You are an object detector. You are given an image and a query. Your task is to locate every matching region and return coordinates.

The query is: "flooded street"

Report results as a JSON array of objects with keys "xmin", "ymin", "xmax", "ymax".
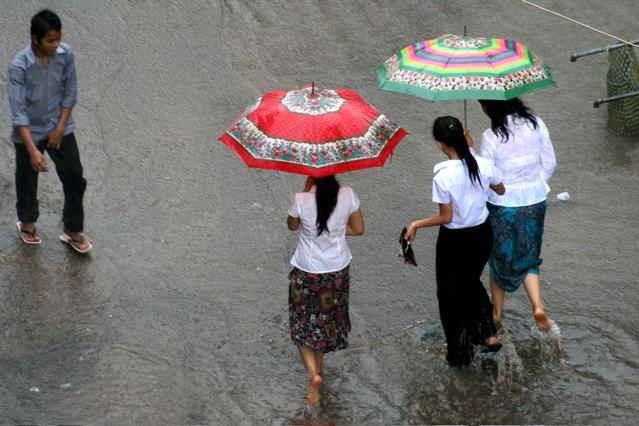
[{"xmin": 1, "ymin": 0, "xmax": 638, "ymax": 424}]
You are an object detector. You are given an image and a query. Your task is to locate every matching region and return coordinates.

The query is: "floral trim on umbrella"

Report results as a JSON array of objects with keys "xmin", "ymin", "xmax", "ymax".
[
  {"xmin": 382, "ymin": 53, "xmax": 551, "ymax": 94},
  {"xmin": 281, "ymin": 87, "xmax": 345, "ymax": 115},
  {"xmin": 226, "ymin": 114, "xmax": 400, "ymax": 168}
]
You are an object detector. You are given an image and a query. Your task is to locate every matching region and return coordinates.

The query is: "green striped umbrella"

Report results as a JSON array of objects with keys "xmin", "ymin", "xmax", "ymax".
[{"xmin": 377, "ymin": 34, "xmax": 555, "ymax": 101}]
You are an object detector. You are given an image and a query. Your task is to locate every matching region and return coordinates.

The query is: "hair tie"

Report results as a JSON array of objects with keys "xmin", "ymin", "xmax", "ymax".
[{"xmin": 449, "ymin": 124, "xmax": 455, "ymax": 129}]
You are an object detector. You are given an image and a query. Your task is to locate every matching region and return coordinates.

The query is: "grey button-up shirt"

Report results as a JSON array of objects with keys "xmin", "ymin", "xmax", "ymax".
[{"xmin": 7, "ymin": 42, "xmax": 77, "ymax": 144}]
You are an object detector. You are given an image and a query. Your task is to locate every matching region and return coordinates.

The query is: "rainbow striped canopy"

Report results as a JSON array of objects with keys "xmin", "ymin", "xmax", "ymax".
[{"xmin": 377, "ymin": 34, "xmax": 555, "ymax": 100}]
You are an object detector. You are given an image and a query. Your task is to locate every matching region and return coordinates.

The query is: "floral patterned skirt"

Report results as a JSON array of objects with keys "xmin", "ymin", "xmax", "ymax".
[
  {"xmin": 487, "ymin": 201, "xmax": 547, "ymax": 292},
  {"xmin": 288, "ymin": 266, "xmax": 351, "ymax": 353}
]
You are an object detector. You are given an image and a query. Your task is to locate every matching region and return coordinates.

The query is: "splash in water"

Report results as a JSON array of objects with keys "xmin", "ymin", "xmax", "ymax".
[
  {"xmin": 531, "ymin": 319, "xmax": 563, "ymax": 360},
  {"xmin": 304, "ymin": 400, "xmax": 321, "ymax": 416},
  {"xmin": 470, "ymin": 326, "xmax": 526, "ymax": 390},
  {"xmin": 493, "ymin": 337, "xmax": 525, "ymax": 389}
]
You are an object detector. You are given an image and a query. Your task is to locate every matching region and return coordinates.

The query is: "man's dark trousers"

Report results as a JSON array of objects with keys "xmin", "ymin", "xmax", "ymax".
[{"xmin": 15, "ymin": 132, "xmax": 87, "ymax": 233}]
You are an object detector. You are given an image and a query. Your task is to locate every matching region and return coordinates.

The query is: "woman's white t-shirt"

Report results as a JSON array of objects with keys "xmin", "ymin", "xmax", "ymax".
[
  {"xmin": 480, "ymin": 115, "xmax": 556, "ymax": 207},
  {"xmin": 288, "ymin": 186, "xmax": 360, "ymax": 273},
  {"xmin": 432, "ymin": 155, "xmax": 502, "ymax": 229}
]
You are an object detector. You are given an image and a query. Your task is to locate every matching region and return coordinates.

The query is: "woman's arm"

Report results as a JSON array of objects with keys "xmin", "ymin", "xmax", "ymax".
[
  {"xmin": 490, "ymin": 182, "xmax": 506, "ymax": 195},
  {"xmin": 287, "ymin": 215, "xmax": 300, "ymax": 231},
  {"xmin": 303, "ymin": 176, "xmax": 314, "ymax": 192},
  {"xmin": 346, "ymin": 209, "xmax": 364, "ymax": 236},
  {"xmin": 288, "ymin": 180, "xmax": 308, "ymax": 231},
  {"xmin": 404, "ymin": 203, "xmax": 452, "ymax": 241}
]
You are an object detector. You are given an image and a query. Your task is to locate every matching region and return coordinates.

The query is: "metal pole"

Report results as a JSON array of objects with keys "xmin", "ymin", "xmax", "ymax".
[
  {"xmin": 571, "ymin": 38, "xmax": 639, "ymax": 62},
  {"xmin": 594, "ymin": 91, "xmax": 639, "ymax": 108}
]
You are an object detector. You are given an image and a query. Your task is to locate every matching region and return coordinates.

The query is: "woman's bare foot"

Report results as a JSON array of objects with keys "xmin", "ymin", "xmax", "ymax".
[
  {"xmin": 483, "ymin": 336, "xmax": 503, "ymax": 352},
  {"xmin": 534, "ymin": 309, "xmax": 551, "ymax": 331},
  {"xmin": 306, "ymin": 374, "xmax": 322, "ymax": 406},
  {"xmin": 485, "ymin": 336, "xmax": 498, "ymax": 346}
]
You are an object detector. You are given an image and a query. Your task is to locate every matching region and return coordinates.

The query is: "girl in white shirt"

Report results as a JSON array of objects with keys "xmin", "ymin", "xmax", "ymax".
[
  {"xmin": 287, "ymin": 175, "xmax": 364, "ymax": 406},
  {"xmin": 405, "ymin": 116, "xmax": 505, "ymax": 367},
  {"xmin": 479, "ymin": 98, "xmax": 556, "ymax": 332}
]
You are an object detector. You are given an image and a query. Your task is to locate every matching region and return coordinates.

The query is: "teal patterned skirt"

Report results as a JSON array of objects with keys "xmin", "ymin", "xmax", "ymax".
[{"xmin": 487, "ymin": 201, "xmax": 547, "ymax": 292}]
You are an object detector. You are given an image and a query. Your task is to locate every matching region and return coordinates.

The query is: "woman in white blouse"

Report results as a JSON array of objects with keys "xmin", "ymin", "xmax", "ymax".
[
  {"xmin": 287, "ymin": 175, "xmax": 364, "ymax": 406},
  {"xmin": 479, "ymin": 98, "xmax": 557, "ymax": 332},
  {"xmin": 405, "ymin": 116, "xmax": 505, "ymax": 367}
]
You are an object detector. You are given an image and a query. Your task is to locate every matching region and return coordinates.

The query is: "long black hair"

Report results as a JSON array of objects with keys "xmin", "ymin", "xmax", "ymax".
[
  {"xmin": 315, "ymin": 175, "xmax": 340, "ymax": 236},
  {"xmin": 432, "ymin": 116, "xmax": 482, "ymax": 188},
  {"xmin": 478, "ymin": 98, "xmax": 538, "ymax": 142}
]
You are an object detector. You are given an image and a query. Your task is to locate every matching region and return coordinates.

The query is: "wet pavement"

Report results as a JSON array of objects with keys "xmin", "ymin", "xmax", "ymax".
[{"xmin": 1, "ymin": 0, "xmax": 638, "ymax": 424}]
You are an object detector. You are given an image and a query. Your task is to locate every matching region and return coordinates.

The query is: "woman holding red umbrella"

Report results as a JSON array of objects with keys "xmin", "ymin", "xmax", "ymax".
[
  {"xmin": 287, "ymin": 175, "xmax": 364, "ymax": 406},
  {"xmin": 220, "ymin": 84, "xmax": 403, "ymax": 404}
]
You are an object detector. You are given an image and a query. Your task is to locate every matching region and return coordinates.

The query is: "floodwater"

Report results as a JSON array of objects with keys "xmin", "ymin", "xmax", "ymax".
[{"xmin": 1, "ymin": 0, "xmax": 638, "ymax": 424}]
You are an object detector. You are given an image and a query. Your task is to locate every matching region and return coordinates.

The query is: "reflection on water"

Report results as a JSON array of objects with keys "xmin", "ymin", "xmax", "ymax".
[
  {"xmin": 279, "ymin": 317, "xmax": 588, "ymax": 425},
  {"xmin": 298, "ymin": 402, "xmax": 325, "ymax": 424},
  {"xmin": 2, "ymin": 227, "xmax": 638, "ymax": 424},
  {"xmin": 416, "ymin": 319, "xmax": 562, "ymax": 392},
  {"xmin": 0, "ymin": 244, "xmax": 104, "ymax": 423},
  {"xmin": 2, "ymin": 0, "xmax": 639, "ymax": 423},
  {"xmin": 271, "ymin": 307, "xmax": 635, "ymax": 424}
]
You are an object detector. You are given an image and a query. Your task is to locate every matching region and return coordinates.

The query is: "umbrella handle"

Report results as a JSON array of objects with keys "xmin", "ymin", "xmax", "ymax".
[
  {"xmin": 463, "ymin": 25, "xmax": 468, "ymax": 127},
  {"xmin": 464, "ymin": 100, "xmax": 467, "ymax": 128},
  {"xmin": 463, "ymin": 26, "xmax": 467, "ymax": 127}
]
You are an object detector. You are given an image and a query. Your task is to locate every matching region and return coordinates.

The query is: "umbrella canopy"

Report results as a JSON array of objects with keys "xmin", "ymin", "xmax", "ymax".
[
  {"xmin": 377, "ymin": 34, "xmax": 555, "ymax": 101},
  {"xmin": 219, "ymin": 85, "xmax": 407, "ymax": 178}
]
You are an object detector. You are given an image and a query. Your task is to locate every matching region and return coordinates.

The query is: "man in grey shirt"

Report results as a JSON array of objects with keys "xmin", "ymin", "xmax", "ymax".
[{"xmin": 7, "ymin": 9, "xmax": 92, "ymax": 253}]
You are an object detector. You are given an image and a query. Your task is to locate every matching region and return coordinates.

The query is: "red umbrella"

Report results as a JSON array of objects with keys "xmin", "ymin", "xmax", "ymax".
[{"xmin": 219, "ymin": 84, "xmax": 408, "ymax": 177}]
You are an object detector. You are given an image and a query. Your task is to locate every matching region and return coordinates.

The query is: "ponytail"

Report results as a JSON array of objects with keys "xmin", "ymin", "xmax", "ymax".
[
  {"xmin": 315, "ymin": 175, "xmax": 340, "ymax": 236},
  {"xmin": 432, "ymin": 116, "xmax": 482, "ymax": 188}
]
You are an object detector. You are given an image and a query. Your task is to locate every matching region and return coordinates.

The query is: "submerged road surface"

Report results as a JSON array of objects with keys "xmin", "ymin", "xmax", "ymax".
[{"xmin": 1, "ymin": 0, "xmax": 638, "ymax": 424}]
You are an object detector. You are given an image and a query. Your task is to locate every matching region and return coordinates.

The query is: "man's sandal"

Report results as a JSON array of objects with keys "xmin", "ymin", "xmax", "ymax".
[
  {"xmin": 59, "ymin": 233, "xmax": 93, "ymax": 254},
  {"xmin": 16, "ymin": 221, "xmax": 42, "ymax": 245}
]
